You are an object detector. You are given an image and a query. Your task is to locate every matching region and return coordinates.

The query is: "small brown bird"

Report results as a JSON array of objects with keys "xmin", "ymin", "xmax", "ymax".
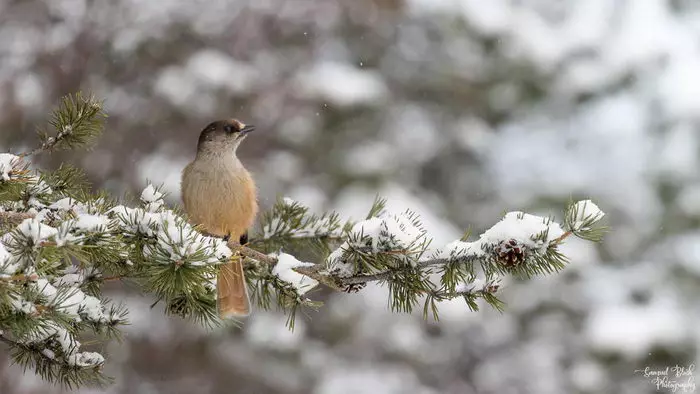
[{"xmin": 181, "ymin": 119, "xmax": 258, "ymax": 317}]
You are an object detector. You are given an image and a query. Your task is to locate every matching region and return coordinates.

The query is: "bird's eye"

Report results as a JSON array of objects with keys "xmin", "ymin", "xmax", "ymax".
[{"xmin": 223, "ymin": 125, "xmax": 234, "ymax": 133}]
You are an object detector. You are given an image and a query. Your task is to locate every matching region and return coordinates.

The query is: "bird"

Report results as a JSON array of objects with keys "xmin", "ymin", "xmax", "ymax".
[{"xmin": 181, "ymin": 119, "xmax": 258, "ymax": 318}]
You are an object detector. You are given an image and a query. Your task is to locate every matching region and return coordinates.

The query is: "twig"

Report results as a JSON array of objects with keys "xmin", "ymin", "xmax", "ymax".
[
  {"xmin": 0, "ymin": 211, "xmax": 34, "ymax": 227},
  {"xmin": 229, "ymin": 242, "xmax": 343, "ymax": 291},
  {"xmin": 549, "ymin": 230, "xmax": 573, "ymax": 246},
  {"xmin": 0, "ymin": 273, "xmax": 38, "ymax": 282},
  {"xmin": 101, "ymin": 275, "xmax": 125, "ymax": 282}
]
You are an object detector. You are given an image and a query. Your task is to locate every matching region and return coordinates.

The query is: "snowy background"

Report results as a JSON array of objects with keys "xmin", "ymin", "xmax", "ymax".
[{"xmin": 1, "ymin": 0, "xmax": 699, "ymax": 393}]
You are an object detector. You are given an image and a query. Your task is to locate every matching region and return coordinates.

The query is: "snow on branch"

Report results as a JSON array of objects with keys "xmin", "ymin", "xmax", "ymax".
[
  {"xmin": 0, "ymin": 92, "xmax": 607, "ymax": 389},
  {"xmin": 246, "ymin": 198, "xmax": 605, "ymax": 318}
]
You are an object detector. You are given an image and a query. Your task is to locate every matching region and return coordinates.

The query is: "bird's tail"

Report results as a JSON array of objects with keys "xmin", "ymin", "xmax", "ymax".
[{"xmin": 217, "ymin": 258, "xmax": 251, "ymax": 318}]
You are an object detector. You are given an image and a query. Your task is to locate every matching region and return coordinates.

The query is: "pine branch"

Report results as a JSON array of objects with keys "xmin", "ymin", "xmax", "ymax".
[
  {"xmin": 0, "ymin": 93, "xmax": 608, "ymax": 390},
  {"xmin": 20, "ymin": 93, "xmax": 106, "ymax": 157}
]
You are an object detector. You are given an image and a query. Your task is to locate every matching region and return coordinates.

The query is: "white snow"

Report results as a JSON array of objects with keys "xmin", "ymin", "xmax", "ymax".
[
  {"xmin": 272, "ymin": 253, "xmax": 319, "ymax": 295},
  {"xmin": 10, "ymin": 296, "xmax": 37, "ymax": 314},
  {"xmin": 113, "ymin": 187, "xmax": 233, "ymax": 266},
  {"xmin": 26, "ymin": 178, "xmax": 52, "ymax": 196},
  {"xmin": 325, "ymin": 247, "xmax": 355, "ymax": 278},
  {"xmin": 569, "ymin": 200, "xmax": 605, "ymax": 231},
  {"xmin": 325, "ymin": 211, "xmax": 425, "ymax": 277},
  {"xmin": 67, "ymin": 352, "xmax": 105, "ymax": 368},
  {"xmin": 145, "ymin": 213, "xmax": 231, "ymax": 266},
  {"xmin": 0, "ymin": 153, "xmax": 20, "ymax": 181},
  {"xmin": 73, "ymin": 214, "xmax": 110, "ymax": 232},
  {"xmin": 435, "ymin": 239, "xmax": 482, "ymax": 261},
  {"xmin": 433, "ymin": 209, "xmax": 571, "ymax": 263},
  {"xmin": 17, "ymin": 218, "xmax": 58, "ymax": 243},
  {"xmin": 454, "ymin": 278, "xmax": 485, "ymax": 294},
  {"xmin": 140, "ymin": 183, "xmax": 164, "ymax": 212},
  {"xmin": 34, "ymin": 279, "xmax": 109, "ymax": 323},
  {"xmin": 23, "ymin": 321, "xmax": 105, "ymax": 367},
  {"xmin": 0, "ymin": 242, "xmax": 9, "ymax": 266},
  {"xmin": 348, "ymin": 213, "xmax": 424, "ymax": 252},
  {"xmin": 480, "ymin": 212, "xmax": 564, "ymax": 249},
  {"xmin": 53, "ymin": 272, "xmax": 84, "ymax": 287},
  {"xmin": 332, "ymin": 184, "xmax": 461, "ymax": 246},
  {"xmin": 48, "ymin": 197, "xmax": 75, "ymax": 211},
  {"xmin": 262, "ymin": 199, "xmax": 341, "ymax": 240}
]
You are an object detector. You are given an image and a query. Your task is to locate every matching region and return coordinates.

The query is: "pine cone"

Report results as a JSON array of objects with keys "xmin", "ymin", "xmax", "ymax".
[{"xmin": 496, "ymin": 239, "xmax": 526, "ymax": 268}]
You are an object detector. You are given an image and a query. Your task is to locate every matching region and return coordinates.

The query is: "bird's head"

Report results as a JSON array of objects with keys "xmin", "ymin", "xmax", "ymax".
[{"xmin": 196, "ymin": 119, "xmax": 255, "ymax": 156}]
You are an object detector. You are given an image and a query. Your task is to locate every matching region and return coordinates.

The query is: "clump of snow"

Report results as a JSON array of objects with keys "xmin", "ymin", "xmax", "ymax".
[
  {"xmin": 53, "ymin": 214, "xmax": 111, "ymax": 247},
  {"xmin": 17, "ymin": 218, "xmax": 58, "ymax": 243},
  {"xmin": 47, "ymin": 197, "xmax": 90, "ymax": 216},
  {"xmin": 35, "ymin": 279, "xmax": 109, "ymax": 323},
  {"xmin": 569, "ymin": 200, "xmax": 605, "ymax": 231},
  {"xmin": 325, "ymin": 247, "xmax": 355, "ymax": 278},
  {"xmin": 48, "ymin": 197, "xmax": 76, "ymax": 211},
  {"xmin": 454, "ymin": 278, "xmax": 485, "ymax": 294},
  {"xmin": 68, "ymin": 352, "xmax": 105, "ymax": 368},
  {"xmin": 26, "ymin": 178, "xmax": 52, "ymax": 196},
  {"xmin": 73, "ymin": 214, "xmax": 110, "ymax": 232},
  {"xmin": 0, "ymin": 242, "xmax": 9, "ymax": 266},
  {"xmin": 140, "ymin": 184, "xmax": 164, "ymax": 212},
  {"xmin": 434, "ymin": 239, "xmax": 483, "ymax": 261},
  {"xmin": 480, "ymin": 212, "xmax": 564, "ymax": 250},
  {"xmin": 272, "ymin": 253, "xmax": 319, "ymax": 295},
  {"xmin": 112, "ymin": 186, "xmax": 233, "ymax": 266},
  {"xmin": 0, "ymin": 153, "xmax": 20, "ymax": 181},
  {"xmin": 145, "ymin": 213, "xmax": 231, "ymax": 266},
  {"xmin": 433, "ymin": 211, "xmax": 565, "ymax": 262},
  {"xmin": 10, "ymin": 296, "xmax": 37, "ymax": 315},
  {"xmin": 24, "ymin": 322, "xmax": 105, "ymax": 368},
  {"xmin": 0, "ymin": 247, "xmax": 20, "ymax": 278},
  {"xmin": 262, "ymin": 199, "xmax": 342, "ymax": 240},
  {"xmin": 349, "ymin": 213, "xmax": 425, "ymax": 253},
  {"xmin": 326, "ymin": 212, "xmax": 426, "ymax": 277},
  {"xmin": 41, "ymin": 349, "xmax": 55, "ymax": 360},
  {"xmin": 53, "ymin": 272, "xmax": 84, "ymax": 287}
]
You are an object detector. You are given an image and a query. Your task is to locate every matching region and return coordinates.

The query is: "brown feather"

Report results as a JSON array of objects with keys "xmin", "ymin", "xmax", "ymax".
[{"xmin": 217, "ymin": 259, "xmax": 250, "ymax": 317}]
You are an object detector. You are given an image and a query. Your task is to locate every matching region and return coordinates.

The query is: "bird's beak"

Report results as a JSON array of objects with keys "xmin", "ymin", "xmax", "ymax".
[{"xmin": 240, "ymin": 125, "xmax": 255, "ymax": 134}]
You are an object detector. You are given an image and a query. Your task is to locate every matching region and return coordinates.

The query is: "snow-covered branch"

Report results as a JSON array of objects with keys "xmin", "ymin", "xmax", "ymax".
[
  {"xmin": 0, "ymin": 93, "xmax": 607, "ymax": 389},
  {"xmin": 240, "ymin": 198, "xmax": 605, "ymax": 317}
]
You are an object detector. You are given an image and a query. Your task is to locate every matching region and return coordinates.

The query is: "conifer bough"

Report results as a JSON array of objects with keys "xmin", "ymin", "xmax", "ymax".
[{"xmin": 0, "ymin": 93, "xmax": 607, "ymax": 388}]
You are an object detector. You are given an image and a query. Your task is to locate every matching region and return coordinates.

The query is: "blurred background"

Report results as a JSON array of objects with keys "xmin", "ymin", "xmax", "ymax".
[{"xmin": 0, "ymin": 0, "xmax": 698, "ymax": 393}]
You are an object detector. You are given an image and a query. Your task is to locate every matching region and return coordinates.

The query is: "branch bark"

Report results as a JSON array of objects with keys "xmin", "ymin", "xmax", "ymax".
[{"xmin": 0, "ymin": 211, "xmax": 34, "ymax": 227}]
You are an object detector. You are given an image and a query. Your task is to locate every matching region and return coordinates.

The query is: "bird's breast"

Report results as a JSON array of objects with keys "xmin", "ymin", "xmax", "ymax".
[{"xmin": 182, "ymin": 159, "xmax": 258, "ymax": 238}]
